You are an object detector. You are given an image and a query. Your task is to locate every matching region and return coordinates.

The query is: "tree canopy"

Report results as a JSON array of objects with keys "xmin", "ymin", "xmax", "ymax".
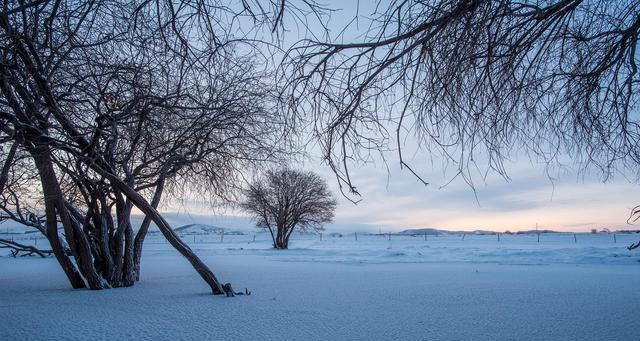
[{"xmin": 242, "ymin": 168, "xmax": 336, "ymax": 249}]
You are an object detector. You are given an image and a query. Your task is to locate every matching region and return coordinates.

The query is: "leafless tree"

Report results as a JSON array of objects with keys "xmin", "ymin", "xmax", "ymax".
[
  {"xmin": 241, "ymin": 168, "xmax": 336, "ymax": 249},
  {"xmin": 281, "ymin": 0, "xmax": 640, "ymax": 194},
  {"xmin": 626, "ymin": 206, "xmax": 640, "ymax": 250},
  {"xmin": 0, "ymin": 0, "xmax": 292, "ymax": 293},
  {"xmin": 280, "ymin": 0, "xmax": 640, "ymax": 246}
]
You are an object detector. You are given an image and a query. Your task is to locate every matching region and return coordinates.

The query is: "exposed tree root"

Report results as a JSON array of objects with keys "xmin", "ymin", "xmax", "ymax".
[{"xmin": 222, "ymin": 283, "xmax": 251, "ymax": 297}]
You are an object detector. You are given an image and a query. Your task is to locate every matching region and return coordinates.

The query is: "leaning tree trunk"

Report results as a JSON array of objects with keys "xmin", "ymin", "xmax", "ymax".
[
  {"xmin": 96, "ymin": 168, "xmax": 226, "ymax": 295},
  {"xmin": 266, "ymin": 225, "xmax": 277, "ymax": 249},
  {"xmin": 283, "ymin": 224, "xmax": 298, "ymax": 249},
  {"xmin": 31, "ymin": 145, "xmax": 106, "ymax": 290},
  {"xmin": 30, "ymin": 146, "xmax": 87, "ymax": 289},
  {"xmin": 133, "ymin": 177, "xmax": 165, "ymax": 281}
]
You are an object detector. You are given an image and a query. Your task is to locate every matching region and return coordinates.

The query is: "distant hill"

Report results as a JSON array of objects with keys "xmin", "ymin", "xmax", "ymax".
[
  {"xmin": 173, "ymin": 224, "xmax": 246, "ymax": 235},
  {"xmin": 397, "ymin": 228, "xmax": 561, "ymax": 235},
  {"xmin": 515, "ymin": 229, "xmax": 560, "ymax": 234},
  {"xmin": 612, "ymin": 229, "xmax": 640, "ymax": 234},
  {"xmin": 395, "ymin": 228, "xmax": 446, "ymax": 235}
]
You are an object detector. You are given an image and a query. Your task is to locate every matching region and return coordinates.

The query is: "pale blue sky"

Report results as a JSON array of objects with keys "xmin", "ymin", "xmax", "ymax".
[{"xmin": 154, "ymin": 1, "xmax": 640, "ymax": 233}]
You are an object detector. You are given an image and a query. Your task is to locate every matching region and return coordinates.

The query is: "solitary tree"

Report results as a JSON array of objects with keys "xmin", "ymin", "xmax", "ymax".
[{"xmin": 242, "ymin": 168, "xmax": 337, "ymax": 249}]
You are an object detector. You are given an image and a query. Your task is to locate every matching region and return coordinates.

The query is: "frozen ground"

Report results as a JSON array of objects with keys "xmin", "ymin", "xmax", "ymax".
[{"xmin": 1, "ymin": 233, "xmax": 639, "ymax": 340}]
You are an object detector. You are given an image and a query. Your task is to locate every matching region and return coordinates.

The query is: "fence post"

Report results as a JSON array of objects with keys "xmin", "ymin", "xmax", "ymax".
[
  {"xmin": 497, "ymin": 233, "xmax": 500, "ymax": 242},
  {"xmin": 613, "ymin": 233, "xmax": 617, "ymax": 243},
  {"xmin": 424, "ymin": 231, "xmax": 427, "ymax": 241},
  {"xmin": 573, "ymin": 234, "xmax": 577, "ymax": 244},
  {"xmin": 355, "ymin": 232, "xmax": 357, "ymax": 241},
  {"xmin": 537, "ymin": 232, "xmax": 540, "ymax": 243}
]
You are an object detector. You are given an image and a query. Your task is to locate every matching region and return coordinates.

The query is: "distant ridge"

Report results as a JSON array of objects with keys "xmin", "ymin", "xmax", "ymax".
[
  {"xmin": 515, "ymin": 229, "xmax": 560, "ymax": 235},
  {"xmin": 396, "ymin": 228, "xmax": 562, "ymax": 235},
  {"xmin": 173, "ymin": 224, "xmax": 245, "ymax": 235},
  {"xmin": 394, "ymin": 228, "xmax": 446, "ymax": 235}
]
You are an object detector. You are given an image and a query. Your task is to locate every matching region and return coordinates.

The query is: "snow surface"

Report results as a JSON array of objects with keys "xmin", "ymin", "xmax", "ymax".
[{"xmin": 1, "ymin": 233, "xmax": 639, "ymax": 340}]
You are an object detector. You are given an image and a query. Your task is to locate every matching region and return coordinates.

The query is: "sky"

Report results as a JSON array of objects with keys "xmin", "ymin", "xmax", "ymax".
[
  {"xmin": 156, "ymin": 149, "xmax": 638, "ymax": 233},
  {"xmin": 318, "ymin": 157, "xmax": 638, "ymax": 232},
  {"xmin": 2, "ymin": 1, "xmax": 637, "ymax": 235},
  {"xmin": 151, "ymin": 1, "xmax": 640, "ymax": 234}
]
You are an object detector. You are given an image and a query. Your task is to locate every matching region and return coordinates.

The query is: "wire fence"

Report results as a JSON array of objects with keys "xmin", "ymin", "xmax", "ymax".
[{"xmin": 2, "ymin": 230, "xmax": 639, "ymax": 251}]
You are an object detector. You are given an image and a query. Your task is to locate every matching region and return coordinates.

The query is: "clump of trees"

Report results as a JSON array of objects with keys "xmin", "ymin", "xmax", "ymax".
[
  {"xmin": 242, "ymin": 168, "xmax": 336, "ymax": 249},
  {"xmin": 3, "ymin": 0, "xmax": 640, "ymax": 297},
  {"xmin": 0, "ymin": 0, "xmax": 292, "ymax": 293}
]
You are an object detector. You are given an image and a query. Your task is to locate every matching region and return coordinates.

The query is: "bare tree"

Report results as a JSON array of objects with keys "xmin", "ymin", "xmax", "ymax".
[
  {"xmin": 242, "ymin": 168, "xmax": 336, "ymax": 249},
  {"xmin": 279, "ymin": 0, "xmax": 640, "ymax": 247},
  {"xmin": 626, "ymin": 206, "xmax": 640, "ymax": 250},
  {"xmin": 0, "ymin": 0, "xmax": 291, "ymax": 293},
  {"xmin": 281, "ymin": 0, "xmax": 640, "ymax": 194}
]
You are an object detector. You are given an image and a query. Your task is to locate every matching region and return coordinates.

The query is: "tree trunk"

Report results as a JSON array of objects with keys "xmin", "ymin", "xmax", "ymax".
[
  {"xmin": 274, "ymin": 225, "xmax": 289, "ymax": 249},
  {"xmin": 284, "ymin": 224, "xmax": 297, "ymax": 248},
  {"xmin": 265, "ymin": 224, "xmax": 277, "ymax": 250},
  {"xmin": 96, "ymin": 168, "xmax": 225, "ymax": 295},
  {"xmin": 80, "ymin": 196, "xmax": 114, "ymax": 283},
  {"xmin": 133, "ymin": 178, "xmax": 165, "ymax": 281},
  {"xmin": 111, "ymin": 191, "xmax": 133, "ymax": 287},
  {"xmin": 57, "ymin": 196, "xmax": 104, "ymax": 289},
  {"xmin": 94, "ymin": 199, "xmax": 115, "ymax": 281},
  {"xmin": 122, "ymin": 218, "xmax": 136, "ymax": 286},
  {"xmin": 0, "ymin": 142, "xmax": 17, "ymax": 194},
  {"xmin": 275, "ymin": 225, "xmax": 284, "ymax": 249},
  {"xmin": 30, "ymin": 147, "xmax": 86, "ymax": 289}
]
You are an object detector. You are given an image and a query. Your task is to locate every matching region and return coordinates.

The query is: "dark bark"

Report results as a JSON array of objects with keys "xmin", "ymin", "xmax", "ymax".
[
  {"xmin": 133, "ymin": 177, "xmax": 165, "ymax": 281},
  {"xmin": 274, "ymin": 224, "xmax": 284, "ymax": 248},
  {"xmin": 266, "ymin": 225, "xmax": 277, "ymax": 249},
  {"xmin": 97, "ymin": 167, "xmax": 225, "ymax": 294},
  {"xmin": 29, "ymin": 146, "xmax": 86, "ymax": 289},
  {"xmin": 94, "ymin": 198, "xmax": 115, "ymax": 281},
  {"xmin": 273, "ymin": 223, "xmax": 290, "ymax": 249},
  {"xmin": 0, "ymin": 143, "xmax": 17, "ymax": 194},
  {"xmin": 108, "ymin": 189, "xmax": 137, "ymax": 287},
  {"xmin": 58, "ymin": 195, "xmax": 105, "ymax": 290}
]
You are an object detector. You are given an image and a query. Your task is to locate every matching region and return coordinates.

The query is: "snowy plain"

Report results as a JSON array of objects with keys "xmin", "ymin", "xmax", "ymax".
[{"xmin": 1, "ymin": 232, "xmax": 639, "ymax": 341}]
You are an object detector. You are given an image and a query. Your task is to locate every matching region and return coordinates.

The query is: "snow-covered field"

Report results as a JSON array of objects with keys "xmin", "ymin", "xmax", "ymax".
[{"xmin": 1, "ymin": 232, "xmax": 639, "ymax": 340}]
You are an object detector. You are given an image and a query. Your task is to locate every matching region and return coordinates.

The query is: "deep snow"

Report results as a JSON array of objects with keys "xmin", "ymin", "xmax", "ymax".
[{"xmin": 1, "ymin": 233, "xmax": 639, "ymax": 340}]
